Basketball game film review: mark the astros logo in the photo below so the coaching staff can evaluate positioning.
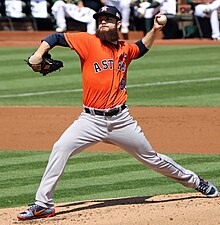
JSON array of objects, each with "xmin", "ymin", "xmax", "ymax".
[{"xmin": 101, "ymin": 6, "xmax": 108, "ymax": 11}]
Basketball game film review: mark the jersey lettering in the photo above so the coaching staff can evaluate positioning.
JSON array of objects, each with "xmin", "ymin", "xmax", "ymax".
[
  {"xmin": 94, "ymin": 59, "xmax": 113, "ymax": 73},
  {"xmin": 102, "ymin": 60, "xmax": 108, "ymax": 70},
  {"xmin": 108, "ymin": 59, "xmax": 114, "ymax": 69},
  {"xmin": 120, "ymin": 78, "xmax": 126, "ymax": 90},
  {"xmin": 93, "ymin": 59, "xmax": 126, "ymax": 73},
  {"xmin": 118, "ymin": 60, "xmax": 126, "ymax": 72},
  {"xmin": 93, "ymin": 62, "xmax": 102, "ymax": 73}
]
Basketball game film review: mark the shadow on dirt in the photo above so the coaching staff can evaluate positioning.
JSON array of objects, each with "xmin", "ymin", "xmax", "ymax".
[{"xmin": 55, "ymin": 194, "xmax": 206, "ymax": 216}]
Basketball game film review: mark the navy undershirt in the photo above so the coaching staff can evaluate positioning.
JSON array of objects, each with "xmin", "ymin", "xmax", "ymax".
[
  {"xmin": 43, "ymin": 33, "xmax": 69, "ymax": 48},
  {"xmin": 135, "ymin": 39, "xmax": 149, "ymax": 58}
]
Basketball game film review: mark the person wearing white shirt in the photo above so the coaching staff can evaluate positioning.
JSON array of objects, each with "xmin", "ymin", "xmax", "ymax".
[
  {"xmin": 5, "ymin": 0, "xmax": 25, "ymax": 18},
  {"xmin": 136, "ymin": 0, "xmax": 164, "ymax": 33},
  {"xmin": 30, "ymin": 0, "xmax": 49, "ymax": 18},
  {"xmin": 188, "ymin": 0, "xmax": 220, "ymax": 40},
  {"xmin": 159, "ymin": 0, "xmax": 180, "ymax": 39},
  {"xmin": 52, "ymin": 0, "xmax": 96, "ymax": 33}
]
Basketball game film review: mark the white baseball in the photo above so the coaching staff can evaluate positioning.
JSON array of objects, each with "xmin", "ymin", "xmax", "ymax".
[{"xmin": 157, "ymin": 15, "xmax": 167, "ymax": 25}]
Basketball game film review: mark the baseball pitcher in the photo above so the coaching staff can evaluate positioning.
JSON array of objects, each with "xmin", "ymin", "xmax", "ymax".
[{"xmin": 17, "ymin": 5, "xmax": 218, "ymax": 221}]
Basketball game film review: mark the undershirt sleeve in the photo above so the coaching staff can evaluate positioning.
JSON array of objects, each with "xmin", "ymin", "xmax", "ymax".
[
  {"xmin": 135, "ymin": 39, "xmax": 149, "ymax": 58},
  {"xmin": 42, "ymin": 33, "xmax": 69, "ymax": 48}
]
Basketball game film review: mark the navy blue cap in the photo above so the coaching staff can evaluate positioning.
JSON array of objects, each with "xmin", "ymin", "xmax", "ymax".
[{"xmin": 93, "ymin": 5, "xmax": 122, "ymax": 21}]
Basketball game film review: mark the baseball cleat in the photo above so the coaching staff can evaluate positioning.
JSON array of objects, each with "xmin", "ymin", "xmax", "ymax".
[
  {"xmin": 17, "ymin": 204, "xmax": 55, "ymax": 220},
  {"xmin": 196, "ymin": 178, "xmax": 219, "ymax": 197}
]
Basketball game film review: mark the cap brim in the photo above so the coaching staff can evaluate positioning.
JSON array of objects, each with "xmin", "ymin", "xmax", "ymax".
[{"xmin": 93, "ymin": 11, "xmax": 120, "ymax": 20}]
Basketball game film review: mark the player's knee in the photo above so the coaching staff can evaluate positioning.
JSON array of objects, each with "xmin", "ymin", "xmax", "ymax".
[{"xmin": 52, "ymin": 141, "xmax": 69, "ymax": 153}]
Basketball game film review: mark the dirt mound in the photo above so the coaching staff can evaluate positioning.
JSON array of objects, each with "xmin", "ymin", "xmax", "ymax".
[{"xmin": 1, "ymin": 193, "xmax": 219, "ymax": 225}]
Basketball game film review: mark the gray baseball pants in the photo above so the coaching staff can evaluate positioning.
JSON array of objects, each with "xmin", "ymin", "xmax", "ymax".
[{"xmin": 35, "ymin": 107, "xmax": 199, "ymax": 208}]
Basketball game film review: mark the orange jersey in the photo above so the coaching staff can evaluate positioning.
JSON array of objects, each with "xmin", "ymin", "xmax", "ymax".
[{"xmin": 64, "ymin": 32, "xmax": 140, "ymax": 109}]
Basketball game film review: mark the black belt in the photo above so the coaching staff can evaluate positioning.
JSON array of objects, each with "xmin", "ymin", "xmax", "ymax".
[{"xmin": 84, "ymin": 104, "xmax": 126, "ymax": 116}]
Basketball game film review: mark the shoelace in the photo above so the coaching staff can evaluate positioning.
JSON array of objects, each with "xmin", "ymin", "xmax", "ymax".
[
  {"xmin": 196, "ymin": 179, "xmax": 209, "ymax": 194},
  {"xmin": 27, "ymin": 204, "xmax": 37, "ymax": 212}
]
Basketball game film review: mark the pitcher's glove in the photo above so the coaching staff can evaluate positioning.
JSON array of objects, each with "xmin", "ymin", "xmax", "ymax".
[{"xmin": 26, "ymin": 53, "xmax": 64, "ymax": 76}]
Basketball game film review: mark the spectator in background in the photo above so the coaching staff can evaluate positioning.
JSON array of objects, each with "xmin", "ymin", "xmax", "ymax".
[
  {"xmin": 159, "ymin": 0, "xmax": 181, "ymax": 39},
  {"xmin": 188, "ymin": 0, "xmax": 220, "ymax": 40},
  {"xmin": 102, "ymin": 0, "xmax": 132, "ymax": 39},
  {"xmin": 135, "ymin": 0, "xmax": 163, "ymax": 33},
  {"xmin": 160, "ymin": 0, "xmax": 176, "ymax": 18},
  {"xmin": 5, "ymin": 0, "xmax": 25, "ymax": 18},
  {"xmin": 82, "ymin": 0, "xmax": 104, "ymax": 12},
  {"xmin": 30, "ymin": 0, "xmax": 49, "ymax": 18},
  {"xmin": 52, "ymin": 0, "xmax": 96, "ymax": 33}
]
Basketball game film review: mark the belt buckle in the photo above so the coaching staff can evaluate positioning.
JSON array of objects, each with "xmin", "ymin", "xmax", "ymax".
[
  {"xmin": 103, "ymin": 105, "xmax": 123, "ymax": 116},
  {"xmin": 103, "ymin": 108, "xmax": 110, "ymax": 116},
  {"xmin": 87, "ymin": 107, "xmax": 95, "ymax": 116},
  {"xmin": 108, "ymin": 107, "xmax": 119, "ymax": 116}
]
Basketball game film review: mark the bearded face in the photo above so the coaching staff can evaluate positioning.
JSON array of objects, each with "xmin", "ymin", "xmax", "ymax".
[
  {"xmin": 96, "ymin": 27, "xmax": 119, "ymax": 43},
  {"xmin": 95, "ymin": 15, "xmax": 120, "ymax": 43}
]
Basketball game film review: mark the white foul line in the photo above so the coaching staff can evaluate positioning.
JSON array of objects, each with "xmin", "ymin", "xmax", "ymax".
[
  {"xmin": 0, "ymin": 77, "xmax": 220, "ymax": 98},
  {"xmin": 0, "ymin": 89, "xmax": 83, "ymax": 98}
]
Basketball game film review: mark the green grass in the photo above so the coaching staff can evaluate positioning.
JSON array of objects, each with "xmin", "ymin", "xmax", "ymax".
[
  {"xmin": 0, "ymin": 45, "xmax": 220, "ymax": 106},
  {"xmin": 0, "ymin": 45, "xmax": 219, "ymax": 209},
  {"xmin": 0, "ymin": 150, "xmax": 219, "ymax": 208}
]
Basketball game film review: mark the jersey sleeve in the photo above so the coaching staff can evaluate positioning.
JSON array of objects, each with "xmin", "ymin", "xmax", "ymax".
[
  {"xmin": 128, "ymin": 42, "xmax": 142, "ymax": 60},
  {"xmin": 64, "ymin": 32, "xmax": 92, "ymax": 60}
]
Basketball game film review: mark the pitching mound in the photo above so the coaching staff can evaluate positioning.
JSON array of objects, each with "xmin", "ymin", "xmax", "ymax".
[{"xmin": 1, "ymin": 193, "xmax": 219, "ymax": 225}]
